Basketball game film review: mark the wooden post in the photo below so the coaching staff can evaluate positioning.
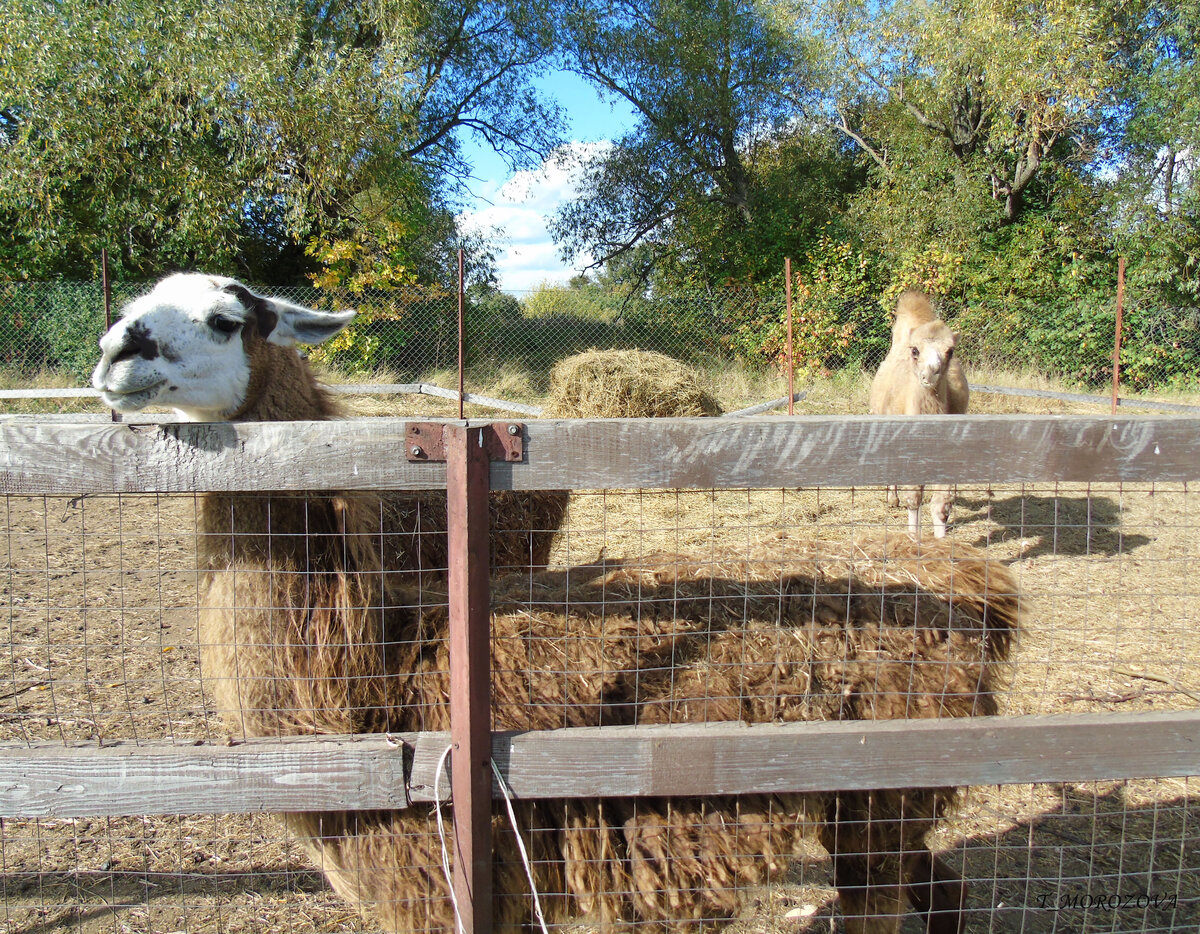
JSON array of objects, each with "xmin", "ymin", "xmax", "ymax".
[
  {"xmin": 458, "ymin": 248, "xmax": 466, "ymax": 420},
  {"xmin": 444, "ymin": 423, "xmax": 492, "ymax": 932},
  {"xmin": 1112, "ymin": 256, "xmax": 1125, "ymax": 415},
  {"xmin": 784, "ymin": 258, "xmax": 795, "ymax": 416}
]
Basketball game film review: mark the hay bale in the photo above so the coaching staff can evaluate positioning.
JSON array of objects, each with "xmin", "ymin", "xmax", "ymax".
[{"xmin": 543, "ymin": 348, "xmax": 724, "ymax": 417}]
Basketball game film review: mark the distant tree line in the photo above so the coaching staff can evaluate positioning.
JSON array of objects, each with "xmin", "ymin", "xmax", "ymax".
[{"xmin": 2, "ymin": 0, "xmax": 1197, "ymax": 385}]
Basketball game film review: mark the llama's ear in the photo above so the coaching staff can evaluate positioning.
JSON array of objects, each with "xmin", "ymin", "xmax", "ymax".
[
  {"xmin": 264, "ymin": 299, "xmax": 356, "ymax": 346},
  {"xmin": 220, "ymin": 283, "xmax": 279, "ymax": 338}
]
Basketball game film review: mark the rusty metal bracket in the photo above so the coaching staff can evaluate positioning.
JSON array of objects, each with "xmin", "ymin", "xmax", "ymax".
[{"xmin": 406, "ymin": 422, "xmax": 524, "ymax": 463}]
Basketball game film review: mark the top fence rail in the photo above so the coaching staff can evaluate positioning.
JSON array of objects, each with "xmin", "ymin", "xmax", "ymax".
[{"xmin": 1, "ymin": 415, "xmax": 1198, "ymax": 495}]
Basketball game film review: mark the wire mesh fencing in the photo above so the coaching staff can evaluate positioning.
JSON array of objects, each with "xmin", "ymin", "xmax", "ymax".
[
  {"xmin": 2, "ymin": 278, "xmax": 1198, "ymax": 403},
  {"xmin": 1, "ymin": 414, "xmax": 1198, "ymax": 933}
]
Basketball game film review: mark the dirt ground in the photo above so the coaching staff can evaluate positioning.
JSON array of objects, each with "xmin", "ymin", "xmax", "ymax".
[{"xmin": 1, "ymin": 392, "xmax": 1198, "ymax": 933}]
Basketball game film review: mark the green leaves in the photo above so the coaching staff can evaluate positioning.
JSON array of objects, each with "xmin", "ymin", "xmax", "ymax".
[
  {"xmin": 553, "ymin": 0, "xmax": 816, "ymax": 282},
  {"xmin": 0, "ymin": 0, "xmax": 562, "ymax": 283}
]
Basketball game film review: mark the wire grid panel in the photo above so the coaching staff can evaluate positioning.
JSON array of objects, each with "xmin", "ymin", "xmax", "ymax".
[
  {"xmin": 1, "ymin": 479, "xmax": 1198, "ymax": 932},
  {"xmin": 8, "ymin": 278, "xmax": 1196, "ymax": 397}
]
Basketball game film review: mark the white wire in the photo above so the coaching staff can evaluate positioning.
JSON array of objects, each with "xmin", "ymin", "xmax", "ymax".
[
  {"xmin": 434, "ymin": 743, "xmax": 465, "ymax": 934},
  {"xmin": 435, "ymin": 745, "xmax": 549, "ymax": 934},
  {"xmin": 492, "ymin": 758, "xmax": 551, "ymax": 934}
]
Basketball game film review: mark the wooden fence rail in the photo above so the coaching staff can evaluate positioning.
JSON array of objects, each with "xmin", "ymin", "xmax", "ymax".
[
  {"xmin": 1, "ymin": 415, "xmax": 1198, "ymax": 495},
  {"xmin": 2, "ymin": 710, "xmax": 1199, "ymax": 820}
]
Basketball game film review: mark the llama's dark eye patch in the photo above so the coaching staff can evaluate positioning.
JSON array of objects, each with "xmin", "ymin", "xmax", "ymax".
[
  {"xmin": 210, "ymin": 315, "xmax": 243, "ymax": 336},
  {"xmin": 910, "ymin": 346, "xmax": 920, "ymax": 358}
]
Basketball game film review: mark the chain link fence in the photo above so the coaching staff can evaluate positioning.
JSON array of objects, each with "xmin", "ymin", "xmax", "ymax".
[{"xmin": 1, "ymin": 278, "xmax": 1197, "ymax": 398}]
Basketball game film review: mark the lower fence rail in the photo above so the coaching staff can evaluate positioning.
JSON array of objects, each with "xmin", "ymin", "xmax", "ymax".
[{"xmin": 2, "ymin": 710, "xmax": 1197, "ymax": 820}]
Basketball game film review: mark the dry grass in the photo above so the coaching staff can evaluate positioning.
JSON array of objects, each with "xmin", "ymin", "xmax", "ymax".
[{"xmin": 541, "ymin": 349, "xmax": 724, "ymax": 418}]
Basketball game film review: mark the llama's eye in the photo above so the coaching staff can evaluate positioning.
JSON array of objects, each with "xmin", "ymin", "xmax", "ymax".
[
  {"xmin": 210, "ymin": 315, "xmax": 242, "ymax": 335},
  {"xmin": 910, "ymin": 346, "xmax": 919, "ymax": 359}
]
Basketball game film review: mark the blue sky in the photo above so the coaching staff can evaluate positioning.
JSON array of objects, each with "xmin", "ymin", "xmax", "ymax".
[{"xmin": 456, "ymin": 72, "xmax": 636, "ymax": 293}]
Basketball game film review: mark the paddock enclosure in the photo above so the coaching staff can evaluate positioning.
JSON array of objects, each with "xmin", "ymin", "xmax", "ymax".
[{"xmin": 1, "ymin": 414, "xmax": 1199, "ymax": 933}]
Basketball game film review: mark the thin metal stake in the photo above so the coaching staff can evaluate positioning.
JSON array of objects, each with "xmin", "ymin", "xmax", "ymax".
[
  {"xmin": 445, "ymin": 423, "xmax": 493, "ymax": 931},
  {"xmin": 785, "ymin": 258, "xmax": 795, "ymax": 415},
  {"xmin": 101, "ymin": 249, "xmax": 119, "ymax": 423},
  {"xmin": 1112, "ymin": 256, "xmax": 1125, "ymax": 415},
  {"xmin": 458, "ymin": 248, "xmax": 466, "ymax": 420}
]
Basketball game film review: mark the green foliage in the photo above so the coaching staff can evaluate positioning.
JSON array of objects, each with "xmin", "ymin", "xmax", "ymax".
[
  {"xmin": 0, "ymin": 0, "xmax": 562, "ymax": 281},
  {"xmin": 304, "ymin": 287, "xmax": 459, "ymax": 375},
  {"xmin": 0, "ymin": 281, "xmax": 125, "ymax": 380},
  {"xmin": 1016, "ymin": 297, "xmax": 1119, "ymax": 386},
  {"xmin": 815, "ymin": 0, "xmax": 1116, "ymax": 236},
  {"xmin": 722, "ymin": 235, "xmax": 890, "ymax": 372},
  {"xmin": 554, "ymin": 0, "xmax": 814, "ymax": 282},
  {"xmin": 472, "ymin": 315, "xmax": 622, "ymax": 376},
  {"xmin": 620, "ymin": 288, "xmax": 750, "ymax": 361},
  {"xmin": 521, "ymin": 279, "xmax": 621, "ymax": 321}
]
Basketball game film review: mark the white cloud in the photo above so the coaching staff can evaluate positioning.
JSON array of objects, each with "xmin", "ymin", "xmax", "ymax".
[{"xmin": 459, "ymin": 142, "xmax": 608, "ymax": 293}]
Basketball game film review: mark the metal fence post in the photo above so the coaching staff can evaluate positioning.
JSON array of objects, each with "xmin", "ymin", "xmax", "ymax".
[
  {"xmin": 784, "ymin": 258, "xmax": 795, "ymax": 416},
  {"xmin": 1112, "ymin": 256, "xmax": 1125, "ymax": 415},
  {"xmin": 101, "ymin": 249, "xmax": 120, "ymax": 423},
  {"xmin": 445, "ymin": 422, "xmax": 493, "ymax": 931},
  {"xmin": 457, "ymin": 248, "xmax": 466, "ymax": 420}
]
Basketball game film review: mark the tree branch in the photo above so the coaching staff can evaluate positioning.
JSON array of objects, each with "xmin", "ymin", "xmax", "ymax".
[{"xmin": 834, "ymin": 108, "xmax": 892, "ymax": 177}]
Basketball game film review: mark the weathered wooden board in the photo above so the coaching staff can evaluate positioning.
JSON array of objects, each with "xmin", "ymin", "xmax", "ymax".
[
  {"xmin": 0, "ymin": 734, "xmax": 416, "ymax": 818},
  {"xmin": 480, "ymin": 709, "xmax": 1200, "ymax": 800},
  {"xmin": 0, "ymin": 419, "xmax": 443, "ymax": 494},
  {"xmin": 0, "ymin": 416, "xmax": 1197, "ymax": 495},
  {"xmin": 2, "ymin": 711, "xmax": 1196, "ymax": 818},
  {"xmin": 511, "ymin": 416, "xmax": 1200, "ymax": 490}
]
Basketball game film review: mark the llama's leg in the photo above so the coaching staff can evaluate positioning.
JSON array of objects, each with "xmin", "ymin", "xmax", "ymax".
[
  {"xmin": 819, "ymin": 797, "xmax": 907, "ymax": 934},
  {"xmin": 903, "ymin": 849, "xmax": 967, "ymax": 934},
  {"xmin": 929, "ymin": 486, "xmax": 953, "ymax": 539},
  {"xmin": 903, "ymin": 486, "xmax": 924, "ymax": 538},
  {"xmin": 886, "ymin": 485, "xmax": 900, "ymax": 507}
]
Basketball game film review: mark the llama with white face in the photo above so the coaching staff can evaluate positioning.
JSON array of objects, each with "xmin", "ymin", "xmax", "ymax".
[
  {"xmin": 92, "ymin": 273, "xmax": 355, "ymax": 421},
  {"xmin": 868, "ymin": 290, "xmax": 970, "ymax": 538},
  {"xmin": 90, "ymin": 275, "xmax": 1017, "ymax": 934}
]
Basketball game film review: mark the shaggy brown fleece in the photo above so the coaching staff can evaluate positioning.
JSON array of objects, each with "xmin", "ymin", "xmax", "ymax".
[
  {"xmin": 197, "ymin": 316, "xmax": 1013, "ymax": 932},
  {"xmin": 203, "ymin": 534, "xmax": 1018, "ymax": 933}
]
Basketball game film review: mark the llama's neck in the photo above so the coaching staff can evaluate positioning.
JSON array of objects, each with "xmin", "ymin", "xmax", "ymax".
[
  {"xmin": 199, "ymin": 342, "xmax": 348, "ymax": 562},
  {"xmin": 232, "ymin": 342, "xmax": 341, "ymax": 422}
]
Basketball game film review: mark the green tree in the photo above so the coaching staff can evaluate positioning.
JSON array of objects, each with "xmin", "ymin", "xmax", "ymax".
[
  {"xmin": 1104, "ymin": 1, "xmax": 1200, "ymax": 305},
  {"xmin": 552, "ymin": 0, "xmax": 824, "ymax": 287},
  {"xmin": 810, "ymin": 0, "xmax": 1117, "ymax": 232},
  {"xmin": 0, "ymin": 0, "xmax": 563, "ymax": 282}
]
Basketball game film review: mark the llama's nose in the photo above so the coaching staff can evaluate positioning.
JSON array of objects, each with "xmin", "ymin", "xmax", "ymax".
[{"xmin": 109, "ymin": 324, "xmax": 160, "ymax": 365}]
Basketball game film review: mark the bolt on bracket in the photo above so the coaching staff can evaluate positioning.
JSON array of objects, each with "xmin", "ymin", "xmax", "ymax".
[{"xmin": 405, "ymin": 422, "xmax": 525, "ymax": 463}]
